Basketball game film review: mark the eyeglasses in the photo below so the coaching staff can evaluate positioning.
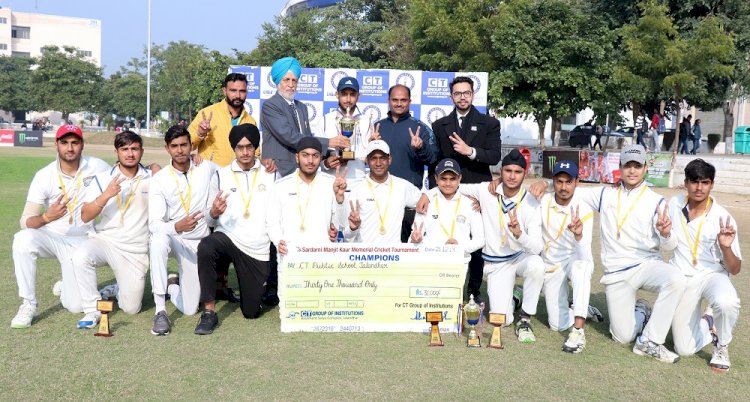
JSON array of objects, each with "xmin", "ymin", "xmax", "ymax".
[{"xmin": 452, "ymin": 90, "xmax": 473, "ymax": 98}]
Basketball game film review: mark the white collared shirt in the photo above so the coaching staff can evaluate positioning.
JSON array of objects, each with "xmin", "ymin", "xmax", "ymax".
[
  {"xmin": 668, "ymin": 195, "xmax": 742, "ymax": 276},
  {"xmin": 320, "ymin": 107, "xmax": 373, "ymax": 182},
  {"xmin": 538, "ymin": 192, "xmax": 594, "ymax": 267},
  {"xmin": 344, "ymin": 173, "xmax": 422, "ymax": 243},
  {"xmin": 83, "ymin": 165, "xmax": 151, "ymax": 253},
  {"xmin": 416, "ymin": 189, "xmax": 485, "ymax": 262},
  {"xmin": 148, "ymin": 160, "xmax": 218, "ymax": 240},
  {"xmin": 267, "ymin": 169, "xmax": 346, "ymax": 246},
  {"xmin": 25, "ymin": 156, "xmax": 110, "ymax": 237},
  {"xmin": 209, "ymin": 159, "xmax": 277, "ymax": 260}
]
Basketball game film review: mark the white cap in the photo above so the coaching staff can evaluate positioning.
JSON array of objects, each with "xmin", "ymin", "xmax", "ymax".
[{"xmin": 366, "ymin": 139, "xmax": 390, "ymax": 156}]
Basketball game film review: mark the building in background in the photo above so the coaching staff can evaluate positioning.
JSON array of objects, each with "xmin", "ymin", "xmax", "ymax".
[
  {"xmin": 0, "ymin": 6, "xmax": 101, "ymax": 66},
  {"xmin": 280, "ymin": 0, "xmax": 342, "ymax": 17}
]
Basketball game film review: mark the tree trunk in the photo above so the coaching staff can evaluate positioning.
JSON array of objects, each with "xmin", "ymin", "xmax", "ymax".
[
  {"xmin": 538, "ymin": 114, "xmax": 547, "ymax": 150},
  {"xmin": 723, "ymin": 99, "xmax": 735, "ymax": 142},
  {"xmin": 551, "ymin": 116, "xmax": 561, "ymax": 146},
  {"xmin": 671, "ymin": 87, "xmax": 683, "ymax": 170}
]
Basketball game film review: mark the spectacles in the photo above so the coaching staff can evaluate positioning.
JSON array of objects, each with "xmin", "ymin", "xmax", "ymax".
[{"xmin": 452, "ymin": 90, "xmax": 473, "ymax": 98}]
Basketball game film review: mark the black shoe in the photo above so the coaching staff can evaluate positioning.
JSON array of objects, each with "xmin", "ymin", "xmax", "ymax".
[
  {"xmin": 194, "ymin": 311, "xmax": 218, "ymax": 335},
  {"xmin": 261, "ymin": 288, "xmax": 280, "ymax": 307},
  {"xmin": 215, "ymin": 287, "xmax": 240, "ymax": 303}
]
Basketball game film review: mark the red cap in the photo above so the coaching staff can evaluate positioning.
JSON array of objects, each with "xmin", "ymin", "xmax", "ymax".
[{"xmin": 55, "ymin": 124, "xmax": 84, "ymax": 140}]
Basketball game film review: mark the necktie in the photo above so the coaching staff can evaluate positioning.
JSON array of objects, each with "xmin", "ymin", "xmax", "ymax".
[
  {"xmin": 459, "ymin": 116, "xmax": 464, "ymax": 129},
  {"xmin": 290, "ymin": 102, "xmax": 303, "ymax": 134}
]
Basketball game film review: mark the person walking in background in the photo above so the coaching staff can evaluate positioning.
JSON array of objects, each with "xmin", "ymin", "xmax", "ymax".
[
  {"xmin": 679, "ymin": 115, "xmax": 692, "ymax": 155},
  {"xmin": 634, "ymin": 110, "xmax": 646, "ymax": 150},
  {"xmin": 649, "ymin": 108, "xmax": 661, "ymax": 152},
  {"xmin": 691, "ymin": 119, "xmax": 702, "ymax": 155}
]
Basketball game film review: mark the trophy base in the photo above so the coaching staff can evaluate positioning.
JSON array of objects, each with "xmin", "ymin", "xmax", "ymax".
[
  {"xmin": 467, "ymin": 336, "xmax": 481, "ymax": 348},
  {"xmin": 340, "ymin": 150, "xmax": 355, "ymax": 161},
  {"xmin": 94, "ymin": 331, "xmax": 113, "ymax": 337},
  {"xmin": 488, "ymin": 336, "xmax": 504, "ymax": 349}
]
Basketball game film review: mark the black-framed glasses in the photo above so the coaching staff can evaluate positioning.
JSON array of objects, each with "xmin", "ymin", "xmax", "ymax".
[{"xmin": 452, "ymin": 90, "xmax": 473, "ymax": 98}]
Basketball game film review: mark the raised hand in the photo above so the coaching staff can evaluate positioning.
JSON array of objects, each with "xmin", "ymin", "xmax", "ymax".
[
  {"xmin": 348, "ymin": 200, "xmax": 361, "ymax": 231},
  {"xmin": 175, "ymin": 210, "xmax": 203, "ymax": 233},
  {"xmin": 328, "ymin": 222, "xmax": 337, "ymax": 242},
  {"xmin": 507, "ymin": 207, "xmax": 522, "ymax": 239},
  {"xmin": 449, "ymin": 132, "xmax": 471, "ymax": 156},
  {"xmin": 718, "ymin": 216, "xmax": 736, "ymax": 248},
  {"xmin": 198, "ymin": 110, "xmax": 213, "ymax": 138},
  {"xmin": 333, "ymin": 166, "xmax": 348, "ymax": 203},
  {"xmin": 487, "ymin": 178, "xmax": 501, "ymax": 196},
  {"xmin": 528, "ymin": 180, "xmax": 548, "ymax": 199},
  {"xmin": 324, "ymin": 154, "xmax": 342, "ymax": 170},
  {"xmin": 102, "ymin": 173, "xmax": 125, "ymax": 199},
  {"xmin": 191, "ymin": 153, "xmax": 204, "ymax": 166},
  {"xmin": 567, "ymin": 205, "xmax": 583, "ymax": 241},
  {"xmin": 655, "ymin": 203, "xmax": 672, "ymax": 238},
  {"xmin": 410, "ymin": 221, "xmax": 424, "ymax": 243},
  {"xmin": 409, "ymin": 126, "xmax": 423, "ymax": 149},
  {"xmin": 369, "ymin": 122, "xmax": 381, "ymax": 142},
  {"xmin": 45, "ymin": 193, "xmax": 69, "ymax": 222},
  {"xmin": 210, "ymin": 192, "xmax": 228, "ymax": 219}
]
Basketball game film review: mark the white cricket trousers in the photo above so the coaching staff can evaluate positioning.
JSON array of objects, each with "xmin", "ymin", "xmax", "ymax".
[
  {"xmin": 672, "ymin": 270, "xmax": 740, "ymax": 356},
  {"xmin": 543, "ymin": 260, "xmax": 594, "ymax": 331},
  {"xmin": 149, "ymin": 233, "xmax": 201, "ymax": 315},
  {"xmin": 484, "ymin": 253, "xmax": 544, "ymax": 323},
  {"xmin": 602, "ymin": 260, "xmax": 686, "ymax": 344},
  {"xmin": 73, "ymin": 238, "xmax": 148, "ymax": 315},
  {"xmin": 12, "ymin": 228, "xmax": 85, "ymax": 312}
]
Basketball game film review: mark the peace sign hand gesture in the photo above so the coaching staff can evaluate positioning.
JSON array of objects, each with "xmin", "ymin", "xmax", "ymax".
[
  {"xmin": 718, "ymin": 215, "xmax": 736, "ymax": 248},
  {"xmin": 567, "ymin": 205, "xmax": 583, "ymax": 241},
  {"xmin": 348, "ymin": 200, "xmax": 361, "ymax": 231},
  {"xmin": 409, "ymin": 221, "xmax": 424, "ymax": 243},
  {"xmin": 198, "ymin": 110, "xmax": 213, "ymax": 138},
  {"xmin": 409, "ymin": 126, "xmax": 423, "ymax": 149},
  {"xmin": 449, "ymin": 132, "xmax": 472, "ymax": 156},
  {"xmin": 369, "ymin": 122, "xmax": 381, "ymax": 142},
  {"xmin": 507, "ymin": 207, "xmax": 522, "ymax": 239},
  {"xmin": 333, "ymin": 166, "xmax": 348, "ymax": 203},
  {"xmin": 45, "ymin": 193, "xmax": 69, "ymax": 222},
  {"xmin": 655, "ymin": 204, "xmax": 672, "ymax": 238},
  {"xmin": 102, "ymin": 173, "xmax": 126, "ymax": 199}
]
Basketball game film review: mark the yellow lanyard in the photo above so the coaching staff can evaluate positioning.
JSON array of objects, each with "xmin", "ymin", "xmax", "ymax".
[
  {"xmin": 434, "ymin": 194, "xmax": 461, "ymax": 239},
  {"xmin": 115, "ymin": 174, "xmax": 142, "ymax": 224},
  {"xmin": 497, "ymin": 189, "xmax": 526, "ymax": 246},
  {"xmin": 169, "ymin": 166, "xmax": 193, "ymax": 216},
  {"xmin": 615, "ymin": 185, "xmax": 648, "ymax": 239},
  {"xmin": 296, "ymin": 173, "xmax": 316, "ymax": 232},
  {"xmin": 544, "ymin": 199, "xmax": 569, "ymax": 253},
  {"xmin": 367, "ymin": 176, "xmax": 393, "ymax": 235},
  {"xmin": 680, "ymin": 197, "xmax": 712, "ymax": 266},
  {"xmin": 57, "ymin": 169, "xmax": 82, "ymax": 224},
  {"xmin": 232, "ymin": 168, "xmax": 260, "ymax": 219}
]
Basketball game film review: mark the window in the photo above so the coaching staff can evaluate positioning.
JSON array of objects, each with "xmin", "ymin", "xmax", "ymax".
[
  {"xmin": 0, "ymin": 17, "xmax": 8, "ymax": 24},
  {"xmin": 0, "ymin": 44, "xmax": 7, "ymax": 50},
  {"xmin": 11, "ymin": 26, "xmax": 31, "ymax": 39},
  {"xmin": 12, "ymin": 51, "xmax": 31, "ymax": 57},
  {"xmin": 77, "ymin": 50, "xmax": 92, "ymax": 57}
]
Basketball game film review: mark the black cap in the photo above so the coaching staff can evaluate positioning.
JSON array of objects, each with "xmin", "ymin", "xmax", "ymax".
[
  {"xmin": 229, "ymin": 124, "xmax": 260, "ymax": 149},
  {"xmin": 337, "ymin": 77, "xmax": 360, "ymax": 92},
  {"xmin": 501, "ymin": 148, "xmax": 527, "ymax": 169},
  {"xmin": 435, "ymin": 158, "xmax": 461, "ymax": 175},
  {"xmin": 296, "ymin": 136, "xmax": 322, "ymax": 153}
]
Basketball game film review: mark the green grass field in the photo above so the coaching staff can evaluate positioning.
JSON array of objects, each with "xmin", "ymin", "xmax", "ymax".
[{"xmin": 1, "ymin": 141, "xmax": 748, "ymax": 400}]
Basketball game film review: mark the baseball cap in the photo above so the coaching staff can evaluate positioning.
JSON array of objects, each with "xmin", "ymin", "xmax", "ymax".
[
  {"xmin": 552, "ymin": 160, "xmax": 578, "ymax": 178},
  {"xmin": 337, "ymin": 77, "xmax": 360, "ymax": 92},
  {"xmin": 365, "ymin": 139, "xmax": 390, "ymax": 156},
  {"xmin": 435, "ymin": 158, "xmax": 461, "ymax": 176},
  {"xmin": 296, "ymin": 136, "xmax": 322, "ymax": 153},
  {"xmin": 620, "ymin": 144, "xmax": 646, "ymax": 165},
  {"xmin": 56, "ymin": 124, "xmax": 83, "ymax": 140}
]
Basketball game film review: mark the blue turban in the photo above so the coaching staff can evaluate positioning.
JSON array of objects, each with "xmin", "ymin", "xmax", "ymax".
[{"xmin": 271, "ymin": 57, "xmax": 302, "ymax": 85}]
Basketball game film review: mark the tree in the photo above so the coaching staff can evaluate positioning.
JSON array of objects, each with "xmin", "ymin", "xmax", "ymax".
[
  {"xmin": 0, "ymin": 56, "xmax": 34, "ymax": 114},
  {"xmin": 31, "ymin": 46, "xmax": 103, "ymax": 122},
  {"xmin": 109, "ymin": 72, "xmax": 148, "ymax": 122},
  {"xmin": 151, "ymin": 41, "xmax": 208, "ymax": 121},
  {"xmin": 187, "ymin": 50, "xmax": 239, "ymax": 116},
  {"xmin": 486, "ymin": 0, "xmax": 614, "ymax": 147}
]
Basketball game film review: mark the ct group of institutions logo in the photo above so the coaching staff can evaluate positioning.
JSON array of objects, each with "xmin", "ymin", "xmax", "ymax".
[{"xmin": 0, "ymin": 129, "xmax": 43, "ymax": 148}]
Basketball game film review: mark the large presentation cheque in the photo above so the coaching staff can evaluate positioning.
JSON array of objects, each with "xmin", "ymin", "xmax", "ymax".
[{"xmin": 279, "ymin": 243, "xmax": 466, "ymax": 333}]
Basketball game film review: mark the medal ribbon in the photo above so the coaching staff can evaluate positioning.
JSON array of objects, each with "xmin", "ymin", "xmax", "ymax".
[
  {"xmin": 543, "ymin": 199, "xmax": 569, "ymax": 253},
  {"xmin": 296, "ymin": 172, "xmax": 316, "ymax": 230},
  {"xmin": 367, "ymin": 176, "xmax": 393, "ymax": 234},
  {"xmin": 497, "ymin": 189, "xmax": 526, "ymax": 245},
  {"xmin": 169, "ymin": 166, "xmax": 193, "ymax": 215},
  {"xmin": 57, "ymin": 169, "xmax": 82, "ymax": 224},
  {"xmin": 434, "ymin": 194, "xmax": 461, "ymax": 239},
  {"xmin": 232, "ymin": 167, "xmax": 260, "ymax": 219},
  {"xmin": 115, "ymin": 174, "xmax": 142, "ymax": 223},
  {"xmin": 679, "ymin": 197, "xmax": 712, "ymax": 266},
  {"xmin": 616, "ymin": 185, "xmax": 648, "ymax": 237}
]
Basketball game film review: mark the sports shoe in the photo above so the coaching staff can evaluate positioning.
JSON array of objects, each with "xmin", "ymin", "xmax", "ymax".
[
  {"xmin": 11, "ymin": 300, "xmax": 37, "ymax": 329},
  {"xmin": 261, "ymin": 287, "xmax": 279, "ymax": 307},
  {"xmin": 194, "ymin": 310, "xmax": 218, "ymax": 335},
  {"xmin": 632, "ymin": 338, "xmax": 679, "ymax": 363},
  {"xmin": 99, "ymin": 284, "xmax": 119, "ymax": 300},
  {"xmin": 562, "ymin": 327, "xmax": 586, "ymax": 353},
  {"xmin": 77, "ymin": 311, "xmax": 102, "ymax": 329},
  {"xmin": 512, "ymin": 286, "xmax": 523, "ymax": 311},
  {"xmin": 52, "ymin": 280, "xmax": 63, "ymax": 297},
  {"xmin": 151, "ymin": 310, "xmax": 171, "ymax": 336},
  {"xmin": 587, "ymin": 305, "xmax": 604, "ymax": 322},
  {"xmin": 515, "ymin": 318, "xmax": 536, "ymax": 343},
  {"xmin": 216, "ymin": 287, "xmax": 241, "ymax": 303},
  {"xmin": 710, "ymin": 343, "xmax": 730, "ymax": 372}
]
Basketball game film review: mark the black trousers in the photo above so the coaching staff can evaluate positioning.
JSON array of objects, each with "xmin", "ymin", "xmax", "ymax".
[
  {"xmin": 467, "ymin": 249, "xmax": 484, "ymax": 298},
  {"xmin": 197, "ymin": 232, "xmax": 269, "ymax": 319},
  {"xmin": 400, "ymin": 207, "xmax": 416, "ymax": 243},
  {"xmin": 266, "ymin": 243, "xmax": 278, "ymax": 290}
]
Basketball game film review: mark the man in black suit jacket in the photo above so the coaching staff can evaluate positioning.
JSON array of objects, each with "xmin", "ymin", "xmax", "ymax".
[{"xmin": 430, "ymin": 76, "xmax": 502, "ymax": 301}]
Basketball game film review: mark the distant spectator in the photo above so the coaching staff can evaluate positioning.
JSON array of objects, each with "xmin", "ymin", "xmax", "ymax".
[
  {"xmin": 691, "ymin": 119, "xmax": 702, "ymax": 155},
  {"xmin": 679, "ymin": 114, "xmax": 692, "ymax": 154},
  {"xmin": 635, "ymin": 110, "xmax": 646, "ymax": 149}
]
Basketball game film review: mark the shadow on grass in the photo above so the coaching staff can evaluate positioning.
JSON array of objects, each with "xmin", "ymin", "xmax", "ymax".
[{"xmin": 36, "ymin": 304, "xmax": 65, "ymax": 322}]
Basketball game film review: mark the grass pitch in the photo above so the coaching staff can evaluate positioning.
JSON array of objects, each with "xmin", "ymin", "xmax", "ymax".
[{"xmin": 0, "ymin": 140, "xmax": 748, "ymax": 400}]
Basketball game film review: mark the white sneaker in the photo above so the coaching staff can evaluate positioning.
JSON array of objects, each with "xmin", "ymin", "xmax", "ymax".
[
  {"xmin": 586, "ymin": 305, "xmax": 604, "ymax": 322},
  {"xmin": 515, "ymin": 318, "xmax": 536, "ymax": 343},
  {"xmin": 562, "ymin": 327, "xmax": 586, "ymax": 353},
  {"xmin": 710, "ymin": 344, "xmax": 730, "ymax": 372},
  {"xmin": 77, "ymin": 312, "xmax": 101, "ymax": 329},
  {"xmin": 632, "ymin": 337, "xmax": 679, "ymax": 363},
  {"xmin": 99, "ymin": 284, "xmax": 119, "ymax": 300},
  {"xmin": 11, "ymin": 300, "xmax": 37, "ymax": 329},
  {"xmin": 52, "ymin": 280, "xmax": 63, "ymax": 297}
]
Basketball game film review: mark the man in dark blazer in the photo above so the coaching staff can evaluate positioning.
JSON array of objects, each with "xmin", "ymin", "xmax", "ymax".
[{"xmin": 431, "ymin": 76, "xmax": 502, "ymax": 302}]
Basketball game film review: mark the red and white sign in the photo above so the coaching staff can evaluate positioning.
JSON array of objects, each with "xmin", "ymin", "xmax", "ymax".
[{"xmin": 0, "ymin": 129, "xmax": 15, "ymax": 147}]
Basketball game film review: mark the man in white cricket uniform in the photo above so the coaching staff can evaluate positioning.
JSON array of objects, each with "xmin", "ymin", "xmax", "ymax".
[
  {"xmin": 11, "ymin": 125, "xmax": 110, "ymax": 328},
  {"xmin": 344, "ymin": 140, "xmax": 424, "ymax": 243},
  {"xmin": 538, "ymin": 161, "xmax": 599, "ymax": 353},
  {"xmin": 320, "ymin": 77, "xmax": 373, "ymax": 186},
  {"xmin": 668, "ymin": 159, "xmax": 741, "ymax": 372},
  {"xmin": 460, "ymin": 149, "xmax": 544, "ymax": 343},
  {"xmin": 194, "ymin": 124, "xmax": 277, "ymax": 335},
  {"xmin": 411, "ymin": 158, "xmax": 484, "ymax": 266},
  {"xmin": 73, "ymin": 131, "xmax": 151, "ymax": 328},
  {"xmin": 149, "ymin": 126, "xmax": 218, "ymax": 335},
  {"xmin": 574, "ymin": 144, "xmax": 685, "ymax": 363}
]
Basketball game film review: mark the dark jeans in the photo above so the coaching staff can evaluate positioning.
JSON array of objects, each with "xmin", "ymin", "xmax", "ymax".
[
  {"xmin": 636, "ymin": 129, "xmax": 646, "ymax": 147},
  {"xmin": 678, "ymin": 138, "xmax": 689, "ymax": 154},
  {"xmin": 197, "ymin": 232, "xmax": 269, "ymax": 319},
  {"xmin": 691, "ymin": 138, "xmax": 700, "ymax": 154}
]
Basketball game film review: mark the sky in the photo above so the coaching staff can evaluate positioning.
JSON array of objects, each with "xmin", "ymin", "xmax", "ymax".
[{"xmin": 1, "ymin": 0, "xmax": 288, "ymax": 75}]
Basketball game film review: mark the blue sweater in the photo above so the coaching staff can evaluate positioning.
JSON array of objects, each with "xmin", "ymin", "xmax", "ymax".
[{"xmin": 376, "ymin": 112, "xmax": 438, "ymax": 188}]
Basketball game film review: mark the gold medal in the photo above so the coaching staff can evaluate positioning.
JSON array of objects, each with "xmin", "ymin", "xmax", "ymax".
[
  {"xmin": 692, "ymin": 257, "xmax": 698, "ymax": 266},
  {"xmin": 243, "ymin": 211, "xmax": 250, "ymax": 219},
  {"xmin": 69, "ymin": 216, "xmax": 73, "ymax": 224},
  {"xmin": 379, "ymin": 226, "xmax": 386, "ymax": 235},
  {"xmin": 300, "ymin": 224, "xmax": 305, "ymax": 232},
  {"xmin": 617, "ymin": 231, "xmax": 620, "ymax": 240}
]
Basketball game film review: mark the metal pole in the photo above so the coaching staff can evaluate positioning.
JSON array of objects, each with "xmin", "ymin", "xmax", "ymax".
[{"xmin": 146, "ymin": 0, "xmax": 151, "ymax": 135}]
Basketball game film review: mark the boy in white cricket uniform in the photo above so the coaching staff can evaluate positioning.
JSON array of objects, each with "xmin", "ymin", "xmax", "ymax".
[
  {"xmin": 344, "ymin": 140, "xmax": 424, "ymax": 243},
  {"xmin": 668, "ymin": 159, "xmax": 741, "ymax": 372},
  {"xmin": 11, "ymin": 125, "xmax": 110, "ymax": 328},
  {"xmin": 459, "ymin": 149, "xmax": 544, "ymax": 343},
  {"xmin": 148, "ymin": 126, "xmax": 218, "ymax": 335},
  {"xmin": 410, "ymin": 158, "xmax": 485, "ymax": 266},
  {"xmin": 194, "ymin": 124, "xmax": 277, "ymax": 335},
  {"xmin": 73, "ymin": 131, "xmax": 151, "ymax": 328},
  {"xmin": 574, "ymin": 144, "xmax": 685, "ymax": 363}
]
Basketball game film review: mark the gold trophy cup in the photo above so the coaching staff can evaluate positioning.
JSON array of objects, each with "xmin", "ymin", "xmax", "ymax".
[
  {"xmin": 463, "ymin": 295, "xmax": 481, "ymax": 347},
  {"xmin": 338, "ymin": 109, "xmax": 357, "ymax": 161}
]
